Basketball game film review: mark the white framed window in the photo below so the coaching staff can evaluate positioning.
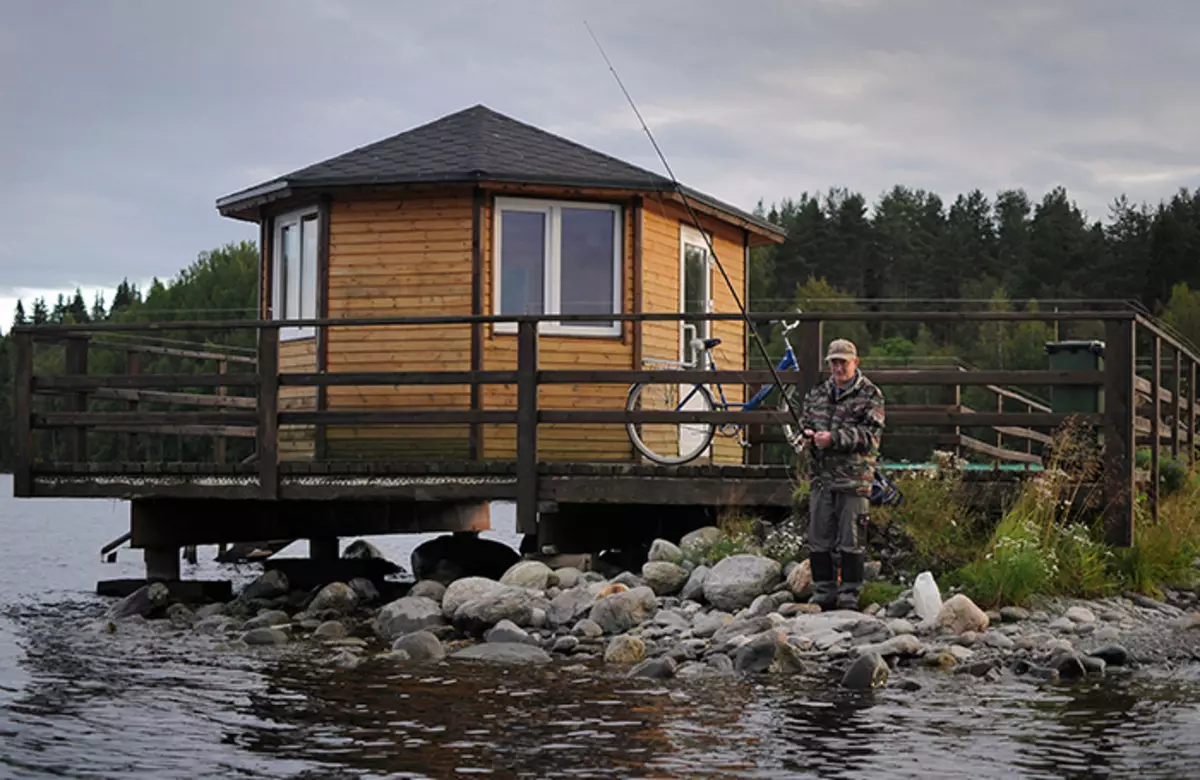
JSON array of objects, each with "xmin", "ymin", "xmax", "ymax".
[
  {"xmin": 271, "ymin": 206, "xmax": 320, "ymax": 340},
  {"xmin": 492, "ymin": 196, "xmax": 622, "ymax": 337}
]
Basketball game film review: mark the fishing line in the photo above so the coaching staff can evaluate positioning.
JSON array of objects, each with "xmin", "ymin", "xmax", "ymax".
[{"xmin": 583, "ymin": 21, "xmax": 806, "ymax": 432}]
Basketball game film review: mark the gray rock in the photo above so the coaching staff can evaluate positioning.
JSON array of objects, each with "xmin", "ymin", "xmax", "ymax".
[
  {"xmin": 652, "ymin": 609, "xmax": 691, "ymax": 630},
  {"xmin": 374, "ymin": 596, "xmax": 445, "ymax": 640},
  {"xmin": 983, "ymin": 632, "xmax": 1015, "ymax": 651},
  {"xmin": 887, "ymin": 619, "xmax": 916, "ymax": 635},
  {"xmin": 392, "ymin": 630, "xmax": 446, "ymax": 662},
  {"xmin": 680, "ymin": 565, "xmax": 710, "ymax": 603},
  {"xmin": 308, "ymin": 582, "xmax": 359, "ymax": 615},
  {"xmin": 712, "ymin": 615, "xmax": 775, "ymax": 645},
  {"xmin": 242, "ymin": 570, "xmax": 289, "ymax": 601},
  {"xmin": 748, "ymin": 594, "xmax": 777, "ymax": 618},
  {"xmin": 244, "ymin": 610, "xmax": 291, "ymax": 630},
  {"xmin": 853, "ymin": 634, "xmax": 922, "ymax": 658},
  {"xmin": 1089, "ymin": 644, "xmax": 1130, "ymax": 666},
  {"xmin": 648, "ymin": 539, "xmax": 685, "ymax": 564},
  {"xmin": 1049, "ymin": 652, "xmax": 1088, "ymax": 680},
  {"xmin": 630, "ymin": 656, "xmax": 678, "ymax": 679},
  {"xmin": 450, "ymin": 642, "xmax": 553, "ymax": 665},
  {"xmin": 107, "ymin": 582, "xmax": 171, "ymax": 620},
  {"xmin": 886, "ymin": 599, "xmax": 914, "ymax": 618},
  {"xmin": 641, "ymin": 561, "xmax": 690, "ymax": 596},
  {"xmin": 441, "ymin": 577, "xmax": 505, "ymax": 619},
  {"xmin": 548, "ymin": 588, "xmax": 594, "ymax": 627},
  {"xmin": 408, "ymin": 579, "xmax": 447, "ymax": 604},
  {"xmin": 604, "ymin": 634, "xmax": 647, "ymax": 664},
  {"xmin": 680, "ymin": 526, "xmax": 723, "ymax": 559},
  {"xmin": 194, "ymin": 603, "xmax": 225, "ymax": 619},
  {"xmin": 1049, "ymin": 617, "xmax": 1076, "ymax": 632},
  {"xmin": 610, "ymin": 572, "xmax": 644, "ymax": 590},
  {"xmin": 692, "ymin": 610, "xmax": 732, "ymax": 638},
  {"xmin": 706, "ymin": 653, "xmax": 735, "ymax": 673},
  {"xmin": 572, "ymin": 618, "xmax": 604, "ymax": 639},
  {"xmin": 484, "ymin": 619, "xmax": 537, "ymax": 645},
  {"xmin": 348, "ymin": 577, "xmax": 380, "ymax": 604},
  {"xmin": 454, "ymin": 587, "xmax": 535, "ymax": 634},
  {"xmin": 588, "ymin": 586, "xmax": 658, "ymax": 634},
  {"xmin": 1000, "ymin": 606, "xmax": 1031, "ymax": 622},
  {"xmin": 842, "ymin": 652, "xmax": 888, "ymax": 689},
  {"xmin": 1065, "ymin": 606, "xmax": 1096, "ymax": 624},
  {"xmin": 553, "ymin": 567, "xmax": 583, "ymax": 590},
  {"xmin": 702, "ymin": 555, "xmax": 782, "ymax": 612},
  {"xmin": 166, "ymin": 602, "xmax": 197, "ymax": 629},
  {"xmin": 314, "ymin": 620, "xmax": 348, "ymax": 639},
  {"xmin": 243, "ymin": 628, "xmax": 289, "ymax": 645},
  {"xmin": 1080, "ymin": 655, "xmax": 1107, "ymax": 676},
  {"xmin": 500, "ymin": 560, "xmax": 553, "ymax": 590},
  {"xmin": 552, "ymin": 635, "xmax": 579, "ymax": 653}
]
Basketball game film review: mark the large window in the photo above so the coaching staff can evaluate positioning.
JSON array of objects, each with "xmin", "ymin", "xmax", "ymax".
[
  {"xmin": 493, "ymin": 197, "xmax": 622, "ymax": 336},
  {"xmin": 272, "ymin": 207, "xmax": 320, "ymax": 340}
]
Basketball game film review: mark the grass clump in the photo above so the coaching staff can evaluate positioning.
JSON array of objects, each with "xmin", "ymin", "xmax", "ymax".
[{"xmin": 860, "ymin": 580, "xmax": 905, "ymax": 606}]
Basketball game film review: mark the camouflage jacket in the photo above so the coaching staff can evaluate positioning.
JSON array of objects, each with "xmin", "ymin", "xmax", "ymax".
[{"xmin": 798, "ymin": 372, "xmax": 886, "ymax": 495}]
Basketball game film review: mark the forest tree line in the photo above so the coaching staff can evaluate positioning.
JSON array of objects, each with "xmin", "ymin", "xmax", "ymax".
[{"xmin": 2, "ymin": 185, "xmax": 1200, "ymax": 469}]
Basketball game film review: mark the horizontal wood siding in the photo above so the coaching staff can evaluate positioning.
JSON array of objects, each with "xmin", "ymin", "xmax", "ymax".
[
  {"xmin": 641, "ymin": 199, "xmax": 747, "ymax": 465},
  {"xmin": 278, "ymin": 337, "xmax": 317, "ymax": 460},
  {"xmin": 324, "ymin": 196, "xmax": 474, "ymax": 459},
  {"xmin": 481, "ymin": 192, "xmax": 636, "ymax": 461}
]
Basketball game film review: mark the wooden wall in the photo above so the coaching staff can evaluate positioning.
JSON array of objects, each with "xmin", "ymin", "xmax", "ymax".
[{"xmin": 278, "ymin": 337, "xmax": 317, "ymax": 461}]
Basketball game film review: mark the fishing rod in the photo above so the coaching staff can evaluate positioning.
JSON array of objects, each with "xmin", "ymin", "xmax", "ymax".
[{"xmin": 583, "ymin": 21, "xmax": 807, "ymax": 433}]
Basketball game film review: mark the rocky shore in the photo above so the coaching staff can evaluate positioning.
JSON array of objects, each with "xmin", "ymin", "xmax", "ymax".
[{"xmin": 96, "ymin": 528, "xmax": 1200, "ymax": 691}]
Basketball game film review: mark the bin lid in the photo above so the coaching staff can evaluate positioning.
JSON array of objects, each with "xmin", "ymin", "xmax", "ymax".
[{"xmin": 1044, "ymin": 339, "xmax": 1104, "ymax": 355}]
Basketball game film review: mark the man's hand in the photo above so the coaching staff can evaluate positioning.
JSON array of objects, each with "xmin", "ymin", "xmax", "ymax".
[{"xmin": 805, "ymin": 429, "xmax": 833, "ymax": 449}]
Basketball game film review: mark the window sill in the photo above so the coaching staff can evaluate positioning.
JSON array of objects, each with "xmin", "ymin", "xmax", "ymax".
[{"xmin": 493, "ymin": 322, "xmax": 622, "ymax": 339}]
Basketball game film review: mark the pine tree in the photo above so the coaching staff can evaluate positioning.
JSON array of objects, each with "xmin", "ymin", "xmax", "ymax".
[{"xmin": 13, "ymin": 300, "xmax": 26, "ymax": 328}]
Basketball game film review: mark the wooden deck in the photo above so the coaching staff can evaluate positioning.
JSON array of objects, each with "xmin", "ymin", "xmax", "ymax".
[{"xmin": 10, "ymin": 309, "xmax": 1200, "ymax": 554}]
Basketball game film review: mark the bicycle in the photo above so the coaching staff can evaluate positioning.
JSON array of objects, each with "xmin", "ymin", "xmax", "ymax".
[{"xmin": 624, "ymin": 313, "xmax": 807, "ymax": 466}]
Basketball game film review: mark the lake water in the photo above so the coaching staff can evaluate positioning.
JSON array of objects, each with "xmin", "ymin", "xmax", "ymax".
[{"xmin": 2, "ymin": 473, "xmax": 1200, "ymax": 779}]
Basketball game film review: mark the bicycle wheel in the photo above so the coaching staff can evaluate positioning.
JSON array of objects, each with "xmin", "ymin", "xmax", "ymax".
[
  {"xmin": 626, "ymin": 380, "xmax": 717, "ymax": 465},
  {"xmin": 776, "ymin": 384, "xmax": 806, "ymax": 454}
]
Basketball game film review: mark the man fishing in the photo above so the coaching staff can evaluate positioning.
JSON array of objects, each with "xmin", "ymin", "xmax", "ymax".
[{"xmin": 799, "ymin": 338, "xmax": 886, "ymax": 611}]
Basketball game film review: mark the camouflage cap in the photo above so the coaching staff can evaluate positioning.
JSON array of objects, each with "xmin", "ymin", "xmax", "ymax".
[{"xmin": 826, "ymin": 339, "xmax": 858, "ymax": 361}]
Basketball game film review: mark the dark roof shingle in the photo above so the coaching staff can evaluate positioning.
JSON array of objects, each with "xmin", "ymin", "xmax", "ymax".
[{"xmin": 216, "ymin": 104, "xmax": 783, "ymax": 238}]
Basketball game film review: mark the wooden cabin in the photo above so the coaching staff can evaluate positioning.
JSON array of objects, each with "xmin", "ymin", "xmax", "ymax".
[{"xmin": 215, "ymin": 104, "xmax": 786, "ymax": 465}]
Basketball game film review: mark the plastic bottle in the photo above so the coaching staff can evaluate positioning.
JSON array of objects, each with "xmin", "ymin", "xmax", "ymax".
[{"xmin": 912, "ymin": 570, "xmax": 943, "ymax": 621}]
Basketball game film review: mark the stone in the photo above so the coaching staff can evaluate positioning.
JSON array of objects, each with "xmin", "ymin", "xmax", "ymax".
[
  {"xmin": 408, "ymin": 580, "xmax": 447, "ymax": 604},
  {"xmin": 648, "ymin": 539, "xmax": 685, "ymax": 564},
  {"xmin": 887, "ymin": 619, "xmax": 916, "ymax": 636},
  {"xmin": 1089, "ymin": 644, "xmax": 1130, "ymax": 667},
  {"xmin": 244, "ymin": 610, "xmax": 291, "ymax": 630},
  {"xmin": 374, "ymin": 596, "xmax": 445, "ymax": 641},
  {"xmin": 1080, "ymin": 655, "xmax": 1107, "ymax": 676},
  {"xmin": 412, "ymin": 533, "xmax": 520, "ymax": 584},
  {"xmin": 786, "ymin": 559, "xmax": 812, "ymax": 597},
  {"xmin": 107, "ymin": 582, "xmax": 171, "ymax": 620},
  {"xmin": 1049, "ymin": 617, "xmax": 1076, "ymax": 632},
  {"xmin": 863, "ymin": 561, "xmax": 883, "ymax": 581},
  {"xmin": 1049, "ymin": 652, "xmax": 1088, "ymax": 680},
  {"xmin": 314, "ymin": 620, "xmax": 348, "ymax": 639},
  {"xmin": 243, "ymin": 628, "xmax": 289, "ymax": 645},
  {"xmin": 937, "ymin": 594, "xmax": 989, "ymax": 634},
  {"xmin": 441, "ymin": 577, "xmax": 506, "ymax": 619},
  {"xmin": 553, "ymin": 567, "xmax": 583, "ymax": 590},
  {"xmin": 854, "ymin": 634, "xmax": 922, "ymax": 658},
  {"xmin": 392, "ymin": 630, "xmax": 446, "ymax": 662},
  {"xmin": 703, "ymin": 555, "xmax": 782, "ymax": 612},
  {"xmin": 484, "ymin": 619, "xmax": 537, "ymax": 646},
  {"xmin": 641, "ymin": 561, "xmax": 690, "ymax": 596},
  {"xmin": 983, "ymin": 632, "xmax": 1015, "ymax": 651},
  {"xmin": 680, "ymin": 565, "xmax": 710, "ymax": 603},
  {"xmin": 242, "ymin": 570, "xmax": 289, "ymax": 601},
  {"xmin": 589, "ymin": 586, "xmax": 659, "ymax": 634},
  {"xmin": 450, "ymin": 642, "xmax": 552, "ymax": 665},
  {"xmin": 886, "ymin": 599, "xmax": 914, "ymax": 618},
  {"xmin": 680, "ymin": 526, "xmax": 723, "ymax": 559},
  {"xmin": 548, "ymin": 588, "xmax": 595, "ymax": 627},
  {"xmin": 781, "ymin": 603, "xmax": 823, "ymax": 616},
  {"xmin": 707, "ymin": 653, "xmax": 735, "ymax": 673},
  {"xmin": 307, "ymin": 582, "xmax": 359, "ymax": 615},
  {"xmin": 842, "ymin": 652, "xmax": 888, "ymax": 689},
  {"xmin": 604, "ymin": 635, "xmax": 647, "ymax": 665},
  {"xmin": 453, "ymin": 587, "xmax": 536, "ymax": 634},
  {"xmin": 166, "ymin": 603, "xmax": 197, "ymax": 629},
  {"xmin": 572, "ymin": 618, "xmax": 604, "ymax": 639},
  {"xmin": 552, "ymin": 636, "xmax": 579, "ymax": 653},
  {"xmin": 1000, "ymin": 606, "xmax": 1030, "ymax": 622},
  {"xmin": 500, "ymin": 560, "xmax": 553, "ymax": 590},
  {"xmin": 748, "ymin": 594, "xmax": 777, "ymax": 618},
  {"xmin": 630, "ymin": 657, "xmax": 677, "ymax": 679},
  {"xmin": 692, "ymin": 611, "xmax": 733, "ymax": 638},
  {"xmin": 348, "ymin": 577, "xmax": 380, "ymax": 604},
  {"xmin": 1065, "ymin": 606, "xmax": 1096, "ymax": 624}
]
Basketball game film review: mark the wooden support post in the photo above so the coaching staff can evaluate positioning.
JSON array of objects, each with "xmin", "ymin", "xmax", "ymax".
[
  {"xmin": 214, "ymin": 359, "xmax": 228, "ymax": 465},
  {"xmin": 469, "ymin": 186, "xmax": 484, "ymax": 461},
  {"xmin": 1189, "ymin": 358, "xmax": 1197, "ymax": 468},
  {"xmin": 1103, "ymin": 318, "xmax": 1136, "ymax": 547},
  {"xmin": 258, "ymin": 325, "xmax": 280, "ymax": 500},
  {"xmin": 796, "ymin": 320, "xmax": 823, "ymax": 397},
  {"xmin": 1171, "ymin": 348, "xmax": 1182, "ymax": 460},
  {"xmin": 1150, "ymin": 334, "xmax": 1161, "ymax": 522},
  {"xmin": 124, "ymin": 350, "xmax": 139, "ymax": 461},
  {"xmin": 64, "ymin": 335, "xmax": 89, "ymax": 462},
  {"xmin": 516, "ymin": 320, "xmax": 539, "ymax": 536},
  {"xmin": 13, "ymin": 332, "xmax": 33, "ymax": 497}
]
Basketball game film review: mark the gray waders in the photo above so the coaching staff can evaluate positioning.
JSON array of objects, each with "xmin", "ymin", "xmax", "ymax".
[{"xmin": 807, "ymin": 486, "xmax": 869, "ymax": 611}]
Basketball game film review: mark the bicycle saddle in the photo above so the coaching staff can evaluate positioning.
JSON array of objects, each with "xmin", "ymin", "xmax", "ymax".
[{"xmin": 701, "ymin": 337, "xmax": 722, "ymax": 349}]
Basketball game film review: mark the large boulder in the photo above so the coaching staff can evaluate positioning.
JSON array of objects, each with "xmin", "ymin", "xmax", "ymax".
[
  {"xmin": 937, "ymin": 594, "xmax": 989, "ymax": 635},
  {"xmin": 241, "ymin": 570, "xmax": 289, "ymax": 601},
  {"xmin": 679, "ymin": 526, "xmax": 723, "ymax": 560},
  {"xmin": 307, "ymin": 582, "xmax": 359, "ymax": 615},
  {"xmin": 499, "ymin": 561, "xmax": 553, "ymax": 590},
  {"xmin": 441, "ymin": 577, "xmax": 506, "ymax": 619},
  {"xmin": 647, "ymin": 539, "xmax": 685, "ymax": 564},
  {"xmin": 411, "ymin": 533, "xmax": 520, "ymax": 584},
  {"xmin": 641, "ymin": 561, "xmax": 689, "ymax": 596},
  {"xmin": 107, "ymin": 582, "xmax": 170, "ymax": 620},
  {"xmin": 450, "ymin": 643, "xmax": 552, "ymax": 665},
  {"xmin": 374, "ymin": 596, "xmax": 445, "ymax": 641},
  {"xmin": 703, "ymin": 555, "xmax": 781, "ymax": 612},
  {"xmin": 588, "ymin": 586, "xmax": 659, "ymax": 634},
  {"xmin": 452, "ymin": 586, "xmax": 536, "ymax": 634}
]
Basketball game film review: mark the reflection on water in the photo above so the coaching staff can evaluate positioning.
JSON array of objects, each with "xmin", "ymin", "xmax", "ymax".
[{"xmin": 2, "ymin": 475, "xmax": 1200, "ymax": 778}]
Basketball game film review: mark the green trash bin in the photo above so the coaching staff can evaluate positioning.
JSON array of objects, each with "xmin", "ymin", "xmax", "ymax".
[{"xmin": 1044, "ymin": 340, "xmax": 1104, "ymax": 414}]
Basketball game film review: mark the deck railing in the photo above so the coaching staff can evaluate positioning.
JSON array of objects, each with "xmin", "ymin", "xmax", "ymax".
[{"xmin": 11, "ymin": 309, "xmax": 1199, "ymax": 546}]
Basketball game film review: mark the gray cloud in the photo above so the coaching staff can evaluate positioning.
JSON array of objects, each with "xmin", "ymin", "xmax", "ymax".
[{"xmin": 2, "ymin": 0, "xmax": 1198, "ymax": 329}]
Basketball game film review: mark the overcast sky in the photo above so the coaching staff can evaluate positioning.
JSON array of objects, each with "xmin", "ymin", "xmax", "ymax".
[{"xmin": 2, "ymin": 0, "xmax": 1198, "ymax": 332}]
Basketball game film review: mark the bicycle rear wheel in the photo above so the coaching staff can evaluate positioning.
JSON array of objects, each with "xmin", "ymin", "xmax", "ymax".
[{"xmin": 626, "ymin": 381, "xmax": 716, "ymax": 465}]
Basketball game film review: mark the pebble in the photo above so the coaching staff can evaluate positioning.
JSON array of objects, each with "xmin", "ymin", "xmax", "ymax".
[{"xmin": 1065, "ymin": 606, "xmax": 1097, "ymax": 624}]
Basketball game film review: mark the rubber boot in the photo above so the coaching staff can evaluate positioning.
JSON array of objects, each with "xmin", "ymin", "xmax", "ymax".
[
  {"xmin": 836, "ymin": 551, "xmax": 864, "ymax": 611},
  {"xmin": 807, "ymin": 551, "xmax": 837, "ymax": 611}
]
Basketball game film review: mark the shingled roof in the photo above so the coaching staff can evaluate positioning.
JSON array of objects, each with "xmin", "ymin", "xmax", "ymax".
[{"xmin": 215, "ymin": 104, "xmax": 784, "ymax": 239}]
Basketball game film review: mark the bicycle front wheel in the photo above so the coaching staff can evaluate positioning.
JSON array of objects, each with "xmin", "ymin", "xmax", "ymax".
[{"xmin": 626, "ymin": 381, "xmax": 716, "ymax": 465}]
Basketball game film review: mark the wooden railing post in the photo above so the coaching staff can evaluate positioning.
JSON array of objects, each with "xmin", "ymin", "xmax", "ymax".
[
  {"xmin": 1103, "ymin": 318, "xmax": 1136, "ymax": 547},
  {"xmin": 797, "ymin": 320, "xmax": 823, "ymax": 397},
  {"xmin": 1189, "ymin": 358, "xmax": 1197, "ymax": 468},
  {"xmin": 214, "ymin": 359, "xmax": 228, "ymax": 465},
  {"xmin": 14, "ymin": 332, "xmax": 34, "ymax": 497},
  {"xmin": 1171, "ymin": 347, "xmax": 1182, "ymax": 460},
  {"xmin": 124, "ymin": 349, "xmax": 139, "ymax": 461},
  {"xmin": 258, "ymin": 325, "xmax": 280, "ymax": 499},
  {"xmin": 516, "ymin": 320, "xmax": 539, "ymax": 536},
  {"xmin": 1149, "ymin": 333, "xmax": 1161, "ymax": 522},
  {"xmin": 64, "ymin": 335, "xmax": 89, "ymax": 462}
]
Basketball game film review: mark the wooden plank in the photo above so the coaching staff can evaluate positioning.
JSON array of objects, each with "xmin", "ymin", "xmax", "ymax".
[
  {"xmin": 631, "ymin": 196, "xmax": 643, "ymax": 361},
  {"xmin": 64, "ymin": 336, "xmax": 88, "ymax": 461},
  {"xmin": 516, "ymin": 321, "xmax": 539, "ymax": 536},
  {"xmin": 89, "ymin": 340, "xmax": 256, "ymax": 365},
  {"xmin": 1191, "ymin": 359, "xmax": 1197, "ymax": 467},
  {"xmin": 89, "ymin": 387, "xmax": 256, "ymax": 409},
  {"xmin": 531, "ymin": 369, "xmax": 1104, "ymax": 386},
  {"xmin": 13, "ymin": 333, "xmax": 34, "ymax": 497},
  {"xmin": 993, "ymin": 425, "xmax": 1054, "ymax": 445},
  {"xmin": 470, "ymin": 185, "xmax": 484, "ymax": 461},
  {"xmin": 960, "ymin": 435, "xmax": 1043, "ymax": 465},
  {"xmin": 89, "ymin": 424, "xmax": 256, "ymax": 438},
  {"xmin": 986, "ymin": 384, "xmax": 1052, "ymax": 413},
  {"xmin": 539, "ymin": 476, "xmax": 794, "ymax": 506},
  {"xmin": 1172, "ymin": 348, "xmax": 1183, "ymax": 459},
  {"xmin": 282, "ymin": 410, "xmax": 517, "ymax": 424},
  {"xmin": 316, "ymin": 194, "xmax": 332, "ymax": 462},
  {"xmin": 534, "ymin": 409, "xmax": 1099, "ymax": 427},
  {"xmin": 36, "ymin": 411, "xmax": 258, "ymax": 427},
  {"xmin": 34, "ymin": 374, "xmax": 259, "ymax": 390},
  {"xmin": 258, "ymin": 327, "xmax": 280, "ymax": 500},
  {"xmin": 1150, "ymin": 334, "xmax": 1161, "ymax": 522},
  {"xmin": 282, "ymin": 370, "xmax": 517, "ymax": 386},
  {"xmin": 1103, "ymin": 318, "xmax": 1136, "ymax": 547}
]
